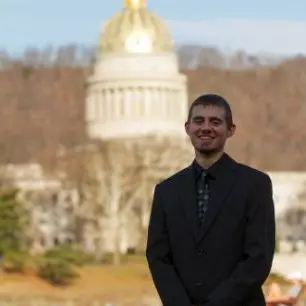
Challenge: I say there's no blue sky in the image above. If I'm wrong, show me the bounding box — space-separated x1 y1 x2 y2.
1 0 306 55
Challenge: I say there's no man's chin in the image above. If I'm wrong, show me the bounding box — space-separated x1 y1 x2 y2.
196 147 221 156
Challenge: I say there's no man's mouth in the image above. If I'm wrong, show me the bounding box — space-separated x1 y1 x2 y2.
198 135 214 140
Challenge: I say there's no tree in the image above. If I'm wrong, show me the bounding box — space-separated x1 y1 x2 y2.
55 136 192 265
1 45 306 170
0 188 28 255
124 136 193 251
55 140 133 265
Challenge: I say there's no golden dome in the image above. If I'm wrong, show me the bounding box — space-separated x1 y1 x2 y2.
124 0 146 10
98 0 174 54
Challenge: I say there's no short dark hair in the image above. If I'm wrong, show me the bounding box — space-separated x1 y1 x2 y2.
187 94 233 127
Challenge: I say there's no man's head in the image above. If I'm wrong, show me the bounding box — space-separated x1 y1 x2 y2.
185 94 236 156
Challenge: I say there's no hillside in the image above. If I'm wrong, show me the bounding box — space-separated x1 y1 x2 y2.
0 46 305 170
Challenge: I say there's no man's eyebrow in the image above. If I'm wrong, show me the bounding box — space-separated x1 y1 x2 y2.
210 116 223 120
192 115 223 120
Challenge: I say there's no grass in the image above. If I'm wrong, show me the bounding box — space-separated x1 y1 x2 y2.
0 254 155 304
0 254 304 305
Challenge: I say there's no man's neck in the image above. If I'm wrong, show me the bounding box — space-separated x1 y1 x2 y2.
195 150 224 169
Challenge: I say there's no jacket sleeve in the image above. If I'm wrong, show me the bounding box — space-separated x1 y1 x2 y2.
146 184 192 306
206 173 276 306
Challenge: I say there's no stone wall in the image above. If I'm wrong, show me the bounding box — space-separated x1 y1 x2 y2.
268 171 306 253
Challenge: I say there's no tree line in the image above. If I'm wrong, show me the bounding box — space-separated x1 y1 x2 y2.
0 44 306 170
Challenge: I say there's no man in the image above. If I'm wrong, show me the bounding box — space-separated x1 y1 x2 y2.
146 94 275 306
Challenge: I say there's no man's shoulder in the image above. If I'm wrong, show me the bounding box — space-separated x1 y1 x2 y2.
237 162 272 183
155 166 190 190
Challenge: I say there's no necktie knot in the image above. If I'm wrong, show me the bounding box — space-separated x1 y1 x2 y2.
200 171 207 183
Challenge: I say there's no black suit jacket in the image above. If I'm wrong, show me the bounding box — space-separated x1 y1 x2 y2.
146 153 275 306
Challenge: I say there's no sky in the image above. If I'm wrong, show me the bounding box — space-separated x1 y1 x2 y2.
1 0 306 56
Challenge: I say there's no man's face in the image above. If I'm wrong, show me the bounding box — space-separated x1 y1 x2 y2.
185 104 235 155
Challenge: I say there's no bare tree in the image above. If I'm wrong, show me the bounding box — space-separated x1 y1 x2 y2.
122 136 193 251
1 44 306 171
54 136 192 264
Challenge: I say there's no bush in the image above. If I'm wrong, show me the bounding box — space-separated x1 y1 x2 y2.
0 251 28 273
44 244 94 266
0 189 28 255
38 258 79 286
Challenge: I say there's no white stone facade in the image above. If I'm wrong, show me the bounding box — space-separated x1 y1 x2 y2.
2 163 306 256
267 171 306 217
85 53 188 139
1 163 60 190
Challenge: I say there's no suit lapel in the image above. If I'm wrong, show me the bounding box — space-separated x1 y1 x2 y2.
177 166 199 241
177 154 239 243
197 154 238 242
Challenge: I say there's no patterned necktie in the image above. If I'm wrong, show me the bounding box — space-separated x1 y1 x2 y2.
197 171 210 225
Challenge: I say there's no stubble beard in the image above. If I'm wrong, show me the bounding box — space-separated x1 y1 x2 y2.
195 144 224 157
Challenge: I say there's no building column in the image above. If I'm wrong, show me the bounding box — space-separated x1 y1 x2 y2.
105 89 112 121
138 87 144 118
112 89 118 118
125 87 131 118
102 89 107 121
118 88 124 118
154 88 159 118
86 93 94 122
160 88 166 119
156 87 161 118
135 88 141 118
98 89 103 121
144 87 150 117
181 89 188 122
171 90 177 119
166 89 171 119
93 91 97 122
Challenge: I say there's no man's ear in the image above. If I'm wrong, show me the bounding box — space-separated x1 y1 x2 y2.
184 121 189 135
227 124 236 138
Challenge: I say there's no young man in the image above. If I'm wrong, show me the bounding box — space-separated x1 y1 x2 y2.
146 94 276 306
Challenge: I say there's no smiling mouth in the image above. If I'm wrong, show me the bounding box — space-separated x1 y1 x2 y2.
198 136 214 140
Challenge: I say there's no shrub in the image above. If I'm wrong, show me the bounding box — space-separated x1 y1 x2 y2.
0 251 28 272
38 257 79 286
0 188 28 255
44 244 94 266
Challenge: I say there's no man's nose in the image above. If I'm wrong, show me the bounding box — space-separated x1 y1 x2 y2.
200 121 212 131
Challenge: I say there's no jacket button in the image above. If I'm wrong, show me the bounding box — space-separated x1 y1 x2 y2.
195 281 203 287
197 249 205 255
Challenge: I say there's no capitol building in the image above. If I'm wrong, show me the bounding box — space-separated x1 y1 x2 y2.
85 0 188 139
1 0 306 270
82 0 306 259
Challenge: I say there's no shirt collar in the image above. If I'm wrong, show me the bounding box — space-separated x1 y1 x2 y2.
192 159 206 180
192 153 234 180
